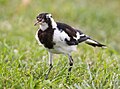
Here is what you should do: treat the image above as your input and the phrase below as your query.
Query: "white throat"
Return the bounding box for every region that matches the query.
[39,22,48,31]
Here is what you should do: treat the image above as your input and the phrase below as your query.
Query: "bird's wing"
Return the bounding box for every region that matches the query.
[57,22,78,37]
[56,22,90,45]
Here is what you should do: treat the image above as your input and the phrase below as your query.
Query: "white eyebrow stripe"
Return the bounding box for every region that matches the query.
[46,14,52,18]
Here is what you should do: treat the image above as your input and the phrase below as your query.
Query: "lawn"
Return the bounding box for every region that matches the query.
[0,0,120,89]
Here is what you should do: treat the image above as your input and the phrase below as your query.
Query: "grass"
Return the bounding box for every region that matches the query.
[0,0,120,89]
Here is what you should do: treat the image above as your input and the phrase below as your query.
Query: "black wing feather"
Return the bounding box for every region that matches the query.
[56,22,89,45]
[56,22,106,48]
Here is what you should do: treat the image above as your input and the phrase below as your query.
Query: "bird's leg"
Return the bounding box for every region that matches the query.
[45,52,53,80]
[67,54,74,78]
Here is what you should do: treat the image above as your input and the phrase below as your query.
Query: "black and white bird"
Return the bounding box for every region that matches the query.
[34,13,106,79]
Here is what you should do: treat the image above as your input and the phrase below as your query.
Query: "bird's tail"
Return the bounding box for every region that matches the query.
[85,38,106,48]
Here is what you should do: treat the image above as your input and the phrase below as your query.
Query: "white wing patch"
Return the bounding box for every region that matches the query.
[73,32,80,40]
[52,29,77,54]
[53,29,70,42]
[73,32,85,40]
[80,34,85,37]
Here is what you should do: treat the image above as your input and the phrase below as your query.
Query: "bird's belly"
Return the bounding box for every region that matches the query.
[47,43,77,54]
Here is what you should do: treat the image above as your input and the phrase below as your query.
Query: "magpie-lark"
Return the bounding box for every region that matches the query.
[34,13,106,79]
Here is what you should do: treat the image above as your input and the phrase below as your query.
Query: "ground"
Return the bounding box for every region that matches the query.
[0,0,120,89]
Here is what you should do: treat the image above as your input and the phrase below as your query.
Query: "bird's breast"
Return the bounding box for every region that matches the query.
[36,29,55,49]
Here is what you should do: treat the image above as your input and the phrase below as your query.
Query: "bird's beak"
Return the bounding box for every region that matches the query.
[34,21,39,26]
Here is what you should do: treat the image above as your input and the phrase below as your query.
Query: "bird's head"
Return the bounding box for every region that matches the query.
[34,13,57,31]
